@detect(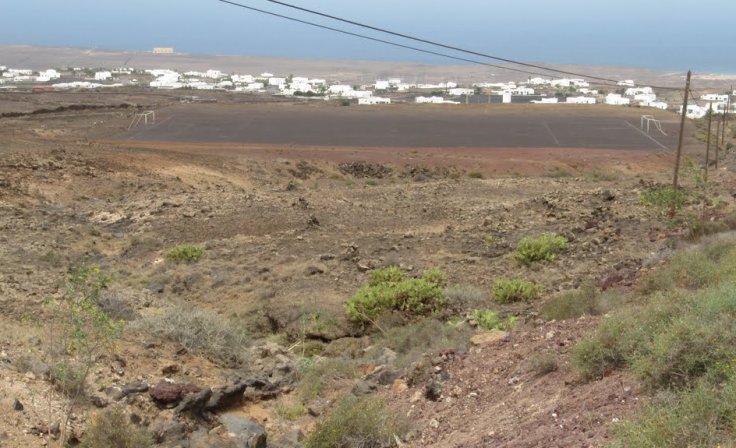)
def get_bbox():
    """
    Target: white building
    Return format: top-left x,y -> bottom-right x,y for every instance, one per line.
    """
448,88 -> 474,96
578,88 -> 599,95
531,98 -> 559,104
606,93 -> 631,106
551,78 -> 589,88
617,80 -> 635,87
358,97 -> 391,105
680,104 -> 707,119
36,69 -> 61,82
231,74 -> 254,84
268,77 -> 287,87
634,93 -> 657,103
566,96 -> 596,104
416,96 -> 459,104
94,71 -> 112,81
702,93 -> 729,102
640,101 -> 668,110
327,84 -> 354,95
241,82 -> 265,91
528,77 -> 551,85
626,87 -> 653,96
374,80 -> 390,90
509,86 -> 535,95
309,78 -> 326,85
260,72 -> 274,78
